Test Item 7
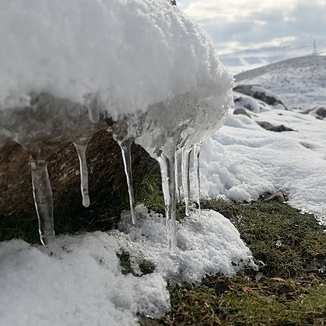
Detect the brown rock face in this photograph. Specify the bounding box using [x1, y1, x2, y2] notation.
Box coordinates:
[0, 130, 159, 240]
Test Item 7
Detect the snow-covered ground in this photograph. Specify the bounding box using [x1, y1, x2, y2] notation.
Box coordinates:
[200, 55, 326, 221]
[234, 55, 326, 111]
[200, 106, 326, 220]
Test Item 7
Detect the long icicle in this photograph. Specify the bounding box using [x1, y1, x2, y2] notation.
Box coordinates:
[182, 147, 191, 216]
[30, 157, 55, 245]
[193, 144, 202, 214]
[175, 149, 182, 203]
[119, 138, 136, 224]
[159, 151, 177, 252]
[73, 137, 91, 208]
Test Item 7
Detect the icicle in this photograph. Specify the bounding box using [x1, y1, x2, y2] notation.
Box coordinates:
[119, 138, 137, 224]
[88, 106, 99, 124]
[182, 147, 191, 216]
[84, 94, 100, 123]
[193, 143, 202, 213]
[30, 158, 55, 245]
[158, 152, 177, 252]
[175, 149, 182, 203]
[73, 137, 90, 208]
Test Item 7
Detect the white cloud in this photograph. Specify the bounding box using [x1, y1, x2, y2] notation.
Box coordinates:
[181, 0, 326, 52]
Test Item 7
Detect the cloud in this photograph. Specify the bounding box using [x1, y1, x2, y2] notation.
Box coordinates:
[181, 0, 326, 53]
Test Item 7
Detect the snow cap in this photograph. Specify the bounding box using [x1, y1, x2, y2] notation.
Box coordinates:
[0, 0, 233, 119]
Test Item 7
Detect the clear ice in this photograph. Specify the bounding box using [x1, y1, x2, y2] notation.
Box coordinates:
[175, 149, 183, 203]
[109, 113, 145, 224]
[159, 152, 177, 252]
[181, 147, 191, 216]
[0, 91, 229, 248]
[0, 93, 107, 244]
[73, 137, 91, 208]
[30, 157, 55, 245]
[193, 144, 202, 213]
[119, 139, 136, 224]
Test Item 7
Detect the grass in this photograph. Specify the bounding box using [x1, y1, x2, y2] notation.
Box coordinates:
[155, 199, 326, 326]
[160, 272, 326, 326]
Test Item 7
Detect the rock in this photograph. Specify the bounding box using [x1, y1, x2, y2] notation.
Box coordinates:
[256, 121, 274, 130]
[268, 124, 295, 132]
[234, 85, 286, 108]
[233, 92, 262, 113]
[0, 131, 159, 231]
[262, 191, 285, 203]
[233, 108, 252, 118]
[308, 106, 326, 119]
[315, 107, 326, 118]
[256, 121, 295, 132]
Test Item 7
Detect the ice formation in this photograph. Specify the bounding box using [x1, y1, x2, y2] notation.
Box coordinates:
[0, 0, 233, 246]
[73, 137, 91, 208]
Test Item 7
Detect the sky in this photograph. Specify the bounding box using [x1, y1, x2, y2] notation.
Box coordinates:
[178, 0, 326, 54]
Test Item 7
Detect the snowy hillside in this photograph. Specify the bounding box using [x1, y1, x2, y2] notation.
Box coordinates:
[219, 42, 326, 74]
[198, 55, 326, 224]
[234, 55, 326, 111]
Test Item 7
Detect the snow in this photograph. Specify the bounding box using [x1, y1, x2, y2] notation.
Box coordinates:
[0, 0, 230, 118]
[0, 206, 254, 326]
[200, 101, 326, 222]
[235, 55, 326, 111]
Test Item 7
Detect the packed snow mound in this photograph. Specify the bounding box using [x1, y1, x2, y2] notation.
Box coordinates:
[117, 205, 255, 282]
[0, 0, 232, 118]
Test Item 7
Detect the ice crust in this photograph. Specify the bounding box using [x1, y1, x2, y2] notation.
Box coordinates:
[0, 0, 233, 246]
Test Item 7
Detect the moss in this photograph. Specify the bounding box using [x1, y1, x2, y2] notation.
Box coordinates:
[117, 250, 136, 275]
[135, 172, 165, 214]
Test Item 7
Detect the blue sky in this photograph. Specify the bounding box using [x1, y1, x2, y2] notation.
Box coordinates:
[178, 0, 326, 54]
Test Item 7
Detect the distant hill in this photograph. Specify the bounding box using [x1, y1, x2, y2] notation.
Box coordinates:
[219, 42, 326, 74]
[233, 55, 326, 110]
